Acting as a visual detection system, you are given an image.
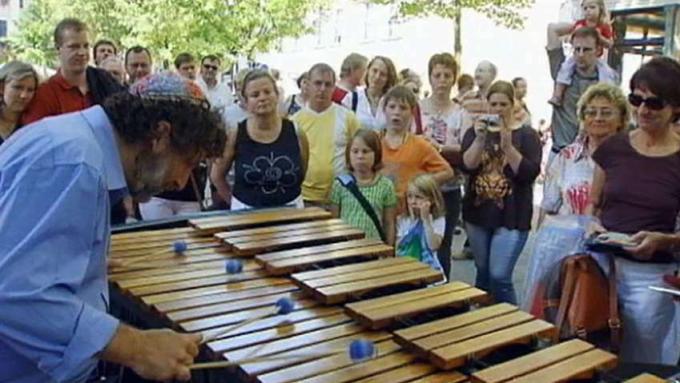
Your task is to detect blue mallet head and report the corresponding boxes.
[225,259,243,274]
[173,240,188,253]
[348,339,375,362]
[274,297,295,315]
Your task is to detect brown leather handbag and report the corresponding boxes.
[547,254,621,351]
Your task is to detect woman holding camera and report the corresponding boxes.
[460,80,542,304]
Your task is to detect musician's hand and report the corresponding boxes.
[130,329,202,381]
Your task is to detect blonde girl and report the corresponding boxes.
[396,173,447,276]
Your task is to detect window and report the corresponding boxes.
[0,20,7,38]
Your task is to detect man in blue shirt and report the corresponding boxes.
[0,73,226,382]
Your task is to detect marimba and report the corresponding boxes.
[109,207,623,383]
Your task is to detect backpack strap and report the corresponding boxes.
[287,94,297,115]
[351,91,359,112]
[336,174,386,242]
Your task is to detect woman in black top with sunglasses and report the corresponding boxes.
[587,57,680,365]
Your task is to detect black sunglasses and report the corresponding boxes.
[203,64,218,71]
[628,93,666,110]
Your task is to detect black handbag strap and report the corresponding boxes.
[336,174,386,242]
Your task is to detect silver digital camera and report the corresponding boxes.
[479,114,500,127]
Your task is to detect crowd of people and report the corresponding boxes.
[1,0,680,380]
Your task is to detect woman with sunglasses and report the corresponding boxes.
[587,57,680,364]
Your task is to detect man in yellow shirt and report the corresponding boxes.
[292,63,360,204]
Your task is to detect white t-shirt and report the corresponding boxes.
[221,104,249,132]
[196,77,233,115]
[418,100,466,146]
[396,216,446,247]
[347,88,385,131]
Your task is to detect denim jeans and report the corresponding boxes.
[465,222,529,304]
[592,254,680,364]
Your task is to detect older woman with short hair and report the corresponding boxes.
[0,61,39,146]
[588,56,680,364]
[523,82,630,315]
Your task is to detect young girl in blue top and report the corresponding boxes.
[396,173,447,278]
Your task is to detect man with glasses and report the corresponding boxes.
[196,54,233,115]
[546,27,617,160]
[22,18,124,125]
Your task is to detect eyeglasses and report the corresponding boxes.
[628,93,666,111]
[203,64,218,71]
[573,46,595,54]
[583,108,618,119]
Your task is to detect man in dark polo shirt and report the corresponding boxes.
[21,18,123,126]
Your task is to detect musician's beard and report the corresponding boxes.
[128,150,170,203]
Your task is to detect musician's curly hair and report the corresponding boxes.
[102,92,226,159]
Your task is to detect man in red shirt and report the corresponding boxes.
[21,18,123,126]
[331,52,367,112]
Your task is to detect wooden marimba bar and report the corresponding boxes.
[108,207,620,383]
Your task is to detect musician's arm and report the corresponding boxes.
[0,164,119,382]
[101,324,201,381]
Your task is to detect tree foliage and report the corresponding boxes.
[370,0,535,29]
[6,0,328,67]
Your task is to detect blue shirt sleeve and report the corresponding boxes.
[0,163,119,382]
